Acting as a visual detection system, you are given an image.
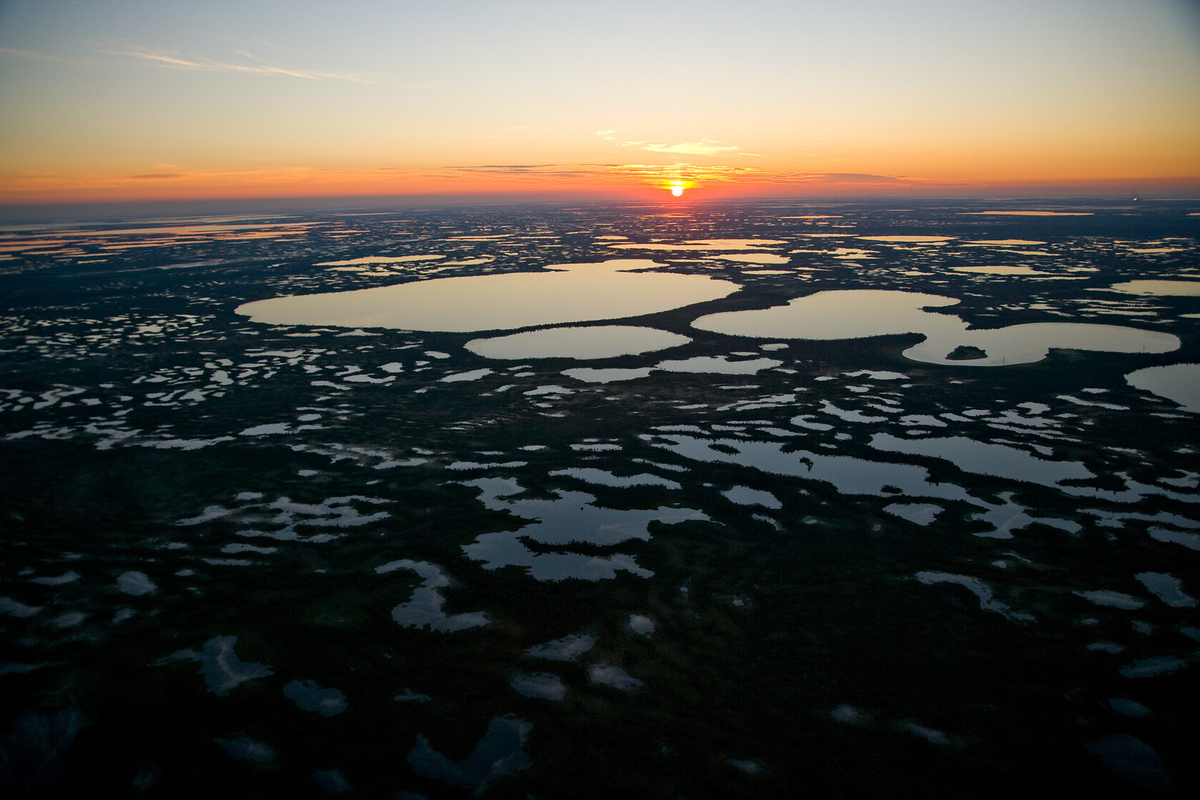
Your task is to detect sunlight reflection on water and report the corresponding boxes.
[460,477,707,581]
[692,290,1179,366]
[236,259,737,332]
[466,325,689,360]
[1125,363,1200,412]
[1106,280,1200,296]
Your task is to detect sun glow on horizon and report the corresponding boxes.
[0,1,1198,205]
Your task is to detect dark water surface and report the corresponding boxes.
[1,199,1197,797]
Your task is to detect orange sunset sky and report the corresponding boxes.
[2,0,1199,205]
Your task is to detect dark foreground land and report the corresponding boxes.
[1,198,1198,798]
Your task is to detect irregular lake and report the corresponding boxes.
[465,326,690,360]
[1105,280,1200,296]
[714,252,791,264]
[236,259,738,332]
[959,210,1092,216]
[963,239,1047,247]
[460,477,708,581]
[869,433,1093,486]
[610,238,787,252]
[691,290,1179,366]
[857,235,952,244]
[316,255,444,266]
[1125,363,1200,412]
[645,433,980,504]
[952,266,1054,276]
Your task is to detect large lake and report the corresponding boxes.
[693,289,1180,366]
[237,259,738,332]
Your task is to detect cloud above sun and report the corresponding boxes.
[643,141,741,157]
[596,131,754,158]
[0,158,992,204]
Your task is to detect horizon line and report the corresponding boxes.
[2,189,1198,224]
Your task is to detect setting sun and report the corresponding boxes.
[670,182,685,197]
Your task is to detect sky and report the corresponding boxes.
[1,0,1199,204]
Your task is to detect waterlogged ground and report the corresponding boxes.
[1,199,1198,798]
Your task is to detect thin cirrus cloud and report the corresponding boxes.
[97,45,386,85]
[449,165,562,173]
[0,45,79,64]
[437,164,968,197]
[440,162,941,195]
[596,131,752,158]
[642,141,742,157]
[126,163,191,180]
[763,172,962,190]
[449,162,765,186]
[1,162,974,203]
[602,163,765,184]
[446,163,940,191]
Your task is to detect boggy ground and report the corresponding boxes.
[1,199,1198,798]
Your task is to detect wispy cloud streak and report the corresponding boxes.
[98,45,385,85]
[445,162,969,193]
[0,46,81,64]
[597,131,755,158]
[447,162,765,185]
[642,141,741,156]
